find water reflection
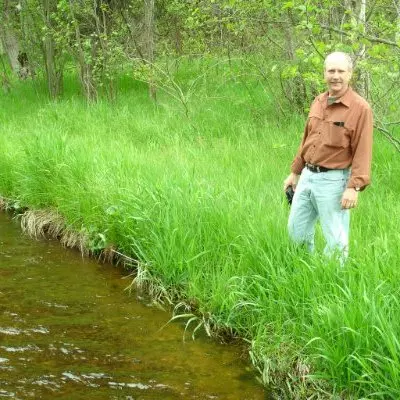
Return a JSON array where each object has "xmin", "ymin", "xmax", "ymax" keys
[{"xmin": 0, "ymin": 213, "xmax": 265, "ymax": 399}]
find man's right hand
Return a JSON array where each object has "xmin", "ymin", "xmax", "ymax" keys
[{"xmin": 283, "ymin": 173, "xmax": 300, "ymax": 192}]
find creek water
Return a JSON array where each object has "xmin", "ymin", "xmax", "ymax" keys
[{"xmin": 0, "ymin": 213, "xmax": 265, "ymax": 399}]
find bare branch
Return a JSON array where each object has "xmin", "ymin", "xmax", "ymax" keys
[
  {"xmin": 307, "ymin": 37, "xmax": 325, "ymax": 59},
  {"xmin": 320, "ymin": 24, "xmax": 400, "ymax": 48},
  {"xmin": 374, "ymin": 120, "xmax": 400, "ymax": 153}
]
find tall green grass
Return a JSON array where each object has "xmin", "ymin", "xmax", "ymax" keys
[{"xmin": 1, "ymin": 60, "xmax": 400, "ymax": 398}]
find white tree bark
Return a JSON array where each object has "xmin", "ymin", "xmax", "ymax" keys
[
  {"xmin": 358, "ymin": 0, "xmax": 366, "ymax": 59},
  {"xmin": 394, "ymin": 0, "xmax": 400, "ymax": 43},
  {"xmin": 356, "ymin": 0, "xmax": 369, "ymax": 98}
]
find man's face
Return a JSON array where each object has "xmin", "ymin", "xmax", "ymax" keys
[{"xmin": 324, "ymin": 57, "xmax": 352, "ymax": 96}]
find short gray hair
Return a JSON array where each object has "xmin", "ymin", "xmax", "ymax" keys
[{"xmin": 324, "ymin": 52, "xmax": 353, "ymax": 70}]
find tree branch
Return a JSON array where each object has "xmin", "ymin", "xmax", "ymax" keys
[
  {"xmin": 320, "ymin": 24, "xmax": 400, "ymax": 48},
  {"xmin": 308, "ymin": 36, "xmax": 324, "ymax": 59},
  {"xmin": 386, "ymin": 120, "xmax": 400, "ymax": 126},
  {"xmin": 375, "ymin": 120, "xmax": 400, "ymax": 153}
]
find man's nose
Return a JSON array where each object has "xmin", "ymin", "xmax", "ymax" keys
[{"xmin": 332, "ymin": 71, "xmax": 340, "ymax": 79}]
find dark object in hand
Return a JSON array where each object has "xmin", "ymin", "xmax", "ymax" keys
[{"xmin": 285, "ymin": 185, "xmax": 295, "ymax": 205}]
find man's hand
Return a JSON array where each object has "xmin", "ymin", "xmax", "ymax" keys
[
  {"xmin": 341, "ymin": 188, "xmax": 359, "ymax": 209},
  {"xmin": 283, "ymin": 173, "xmax": 300, "ymax": 192}
]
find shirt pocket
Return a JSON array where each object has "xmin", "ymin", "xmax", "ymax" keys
[
  {"xmin": 326, "ymin": 121, "xmax": 350, "ymax": 148},
  {"xmin": 308, "ymin": 115, "xmax": 322, "ymax": 134}
]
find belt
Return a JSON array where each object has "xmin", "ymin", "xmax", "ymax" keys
[{"xmin": 305, "ymin": 163, "xmax": 332, "ymax": 173}]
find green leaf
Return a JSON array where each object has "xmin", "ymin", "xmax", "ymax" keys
[{"xmin": 282, "ymin": 1, "xmax": 294, "ymax": 10}]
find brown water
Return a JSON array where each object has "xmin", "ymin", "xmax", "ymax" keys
[{"xmin": 0, "ymin": 213, "xmax": 265, "ymax": 399}]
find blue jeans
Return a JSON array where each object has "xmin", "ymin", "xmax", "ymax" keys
[{"xmin": 288, "ymin": 168, "xmax": 350, "ymax": 260}]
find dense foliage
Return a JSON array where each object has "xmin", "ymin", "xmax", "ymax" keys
[{"xmin": 1, "ymin": 0, "xmax": 399, "ymax": 145}]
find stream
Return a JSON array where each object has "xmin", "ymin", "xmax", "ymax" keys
[{"xmin": 0, "ymin": 212, "xmax": 266, "ymax": 399}]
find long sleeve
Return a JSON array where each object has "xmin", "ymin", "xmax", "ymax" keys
[
  {"xmin": 347, "ymin": 105, "xmax": 373, "ymax": 190},
  {"xmin": 291, "ymin": 119, "xmax": 309, "ymax": 175}
]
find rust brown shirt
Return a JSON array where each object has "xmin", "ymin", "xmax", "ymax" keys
[{"xmin": 291, "ymin": 87, "xmax": 373, "ymax": 189}]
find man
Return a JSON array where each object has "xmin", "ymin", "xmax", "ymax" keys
[{"xmin": 283, "ymin": 51, "xmax": 373, "ymax": 260}]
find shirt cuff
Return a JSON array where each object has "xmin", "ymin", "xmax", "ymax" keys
[{"xmin": 347, "ymin": 175, "xmax": 370, "ymax": 191}]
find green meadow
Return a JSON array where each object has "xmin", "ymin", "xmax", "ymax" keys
[{"xmin": 1, "ymin": 61, "xmax": 400, "ymax": 399}]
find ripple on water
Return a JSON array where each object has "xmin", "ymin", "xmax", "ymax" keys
[
  {"xmin": 31, "ymin": 378, "xmax": 61, "ymax": 391},
  {"xmin": 0, "ymin": 390, "xmax": 16, "ymax": 397},
  {"xmin": 1, "ymin": 345, "xmax": 41, "ymax": 353},
  {"xmin": 29, "ymin": 326, "xmax": 49, "ymax": 334},
  {"xmin": 39, "ymin": 301, "xmax": 69, "ymax": 309},
  {"xmin": 0, "ymin": 328, "xmax": 21, "ymax": 336},
  {"xmin": 108, "ymin": 382, "xmax": 150, "ymax": 389},
  {"xmin": 61, "ymin": 371, "xmax": 111, "ymax": 388},
  {"xmin": 0, "ymin": 326, "xmax": 49, "ymax": 336}
]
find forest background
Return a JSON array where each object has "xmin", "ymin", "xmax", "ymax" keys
[{"xmin": 1, "ymin": 0, "xmax": 400, "ymax": 398}]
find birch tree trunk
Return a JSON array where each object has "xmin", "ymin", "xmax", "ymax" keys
[
  {"xmin": 394, "ymin": 0, "xmax": 400, "ymax": 43},
  {"xmin": 355, "ymin": 0, "xmax": 369, "ymax": 99}
]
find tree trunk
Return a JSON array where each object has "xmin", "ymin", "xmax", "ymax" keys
[
  {"xmin": 143, "ymin": 0, "xmax": 156, "ymax": 100},
  {"xmin": 68, "ymin": 0, "xmax": 97, "ymax": 102},
  {"xmin": 41, "ymin": 0, "xmax": 63, "ymax": 99},
  {"xmin": 76, "ymin": 32, "xmax": 98, "ymax": 102},
  {"xmin": 355, "ymin": 0, "xmax": 369, "ymax": 99},
  {"xmin": 43, "ymin": 33, "xmax": 62, "ymax": 98},
  {"xmin": 174, "ymin": 16, "xmax": 183, "ymax": 56},
  {"xmin": 394, "ymin": 0, "xmax": 400, "ymax": 43},
  {"xmin": 0, "ymin": 1, "xmax": 21, "ymax": 76},
  {"xmin": 93, "ymin": 0, "xmax": 115, "ymax": 101},
  {"xmin": 1, "ymin": 52, "xmax": 11, "ymax": 92},
  {"xmin": 283, "ymin": 9, "xmax": 307, "ymax": 111}
]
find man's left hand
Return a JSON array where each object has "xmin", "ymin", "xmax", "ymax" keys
[{"xmin": 341, "ymin": 188, "xmax": 358, "ymax": 209}]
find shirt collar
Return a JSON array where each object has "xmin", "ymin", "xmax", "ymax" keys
[
  {"xmin": 320, "ymin": 86, "xmax": 353, "ymax": 108},
  {"xmin": 338, "ymin": 87, "xmax": 352, "ymax": 107}
]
